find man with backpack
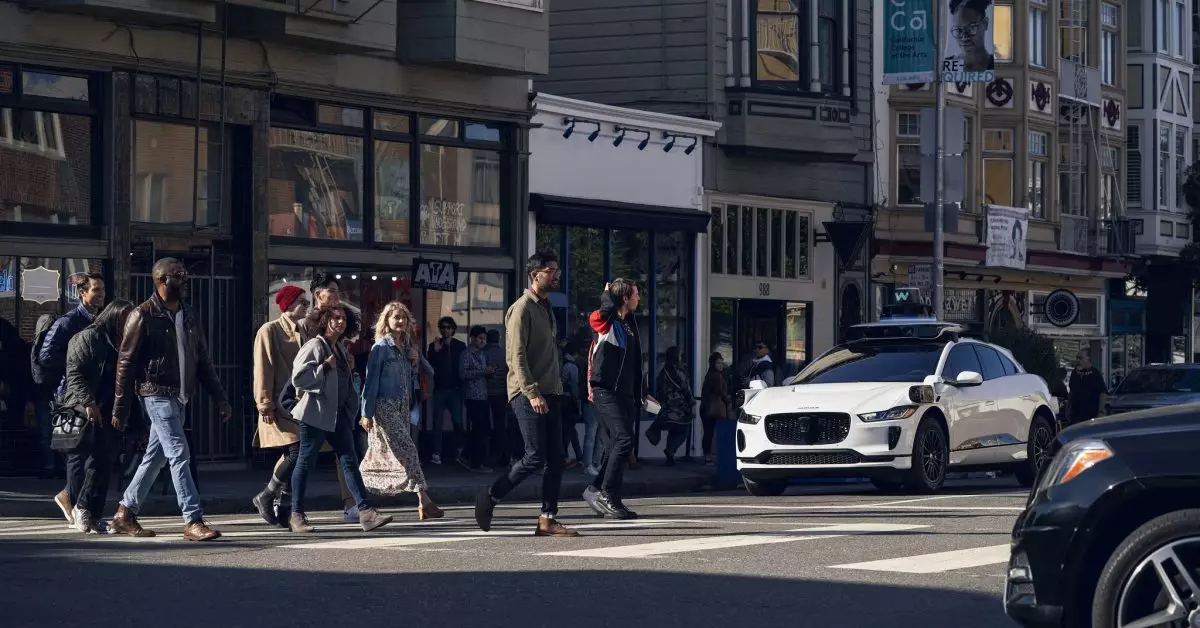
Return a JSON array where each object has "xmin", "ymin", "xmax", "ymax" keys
[{"xmin": 33, "ymin": 272, "xmax": 106, "ymax": 524}]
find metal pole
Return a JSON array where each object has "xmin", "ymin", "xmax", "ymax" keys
[{"xmin": 932, "ymin": 0, "xmax": 946, "ymax": 320}]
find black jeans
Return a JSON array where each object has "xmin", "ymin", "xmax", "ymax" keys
[
  {"xmin": 292, "ymin": 411, "xmax": 371, "ymax": 515},
  {"xmin": 701, "ymin": 415, "xmax": 717, "ymax": 456},
  {"xmin": 591, "ymin": 388, "xmax": 638, "ymax": 495},
  {"xmin": 464, "ymin": 399, "xmax": 492, "ymax": 468},
  {"xmin": 489, "ymin": 395, "xmax": 564, "ymax": 515},
  {"xmin": 76, "ymin": 428, "xmax": 115, "ymax": 517},
  {"xmin": 66, "ymin": 451, "xmax": 87, "ymax": 506},
  {"xmin": 487, "ymin": 394, "xmax": 519, "ymax": 461}
]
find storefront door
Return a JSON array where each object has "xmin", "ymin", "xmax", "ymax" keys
[{"xmin": 710, "ymin": 298, "xmax": 813, "ymax": 388}]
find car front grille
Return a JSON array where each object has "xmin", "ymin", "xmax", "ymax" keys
[
  {"xmin": 761, "ymin": 451, "xmax": 863, "ymax": 466},
  {"xmin": 764, "ymin": 413, "xmax": 851, "ymax": 446}
]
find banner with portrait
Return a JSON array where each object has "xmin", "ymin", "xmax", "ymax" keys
[
  {"xmin": 942, "ymin": 0, "xmax": 996, "ymax": 83},
  {"xmin": 984, "ymin": 205, "xmax": 1028, "ymax": 270}
]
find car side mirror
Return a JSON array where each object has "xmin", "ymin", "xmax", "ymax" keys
[
  {"xmin": 951, "ymin": 371, "xmax": 984, "ymax": 387},
  {"xmin": 748, "ymin": 380, "xmax": 768, "ymax": 390}
]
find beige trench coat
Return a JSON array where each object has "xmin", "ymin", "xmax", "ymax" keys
[{"xmin": 252, "ymin": 315, "xmax": 303, "ymax": 448}]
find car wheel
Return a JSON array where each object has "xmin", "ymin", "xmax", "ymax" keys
[
  {"xmin": 870, "ymin": 477, "xmax": 905, "ymax": 493},
  {"xmin": 1015, "ymin": 414, "xmax": 1055, "ymax": 488},
  {"xmin": 743, "ymin": 475, "xmax": 787, "ymax": 497},
  {"xmin": 1092, "ymin": 509, "xmax": 1200, "ymax": 628},
  {"xmin": 904, "ymin": 417, "xmax": 948, "ymax": 494}
]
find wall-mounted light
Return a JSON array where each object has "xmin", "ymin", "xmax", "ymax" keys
[
  {"xmin": 684, "ymin": 137, "xmax": 698, "ymax": 155},
  {"xmin": 663, "ymin": 131, "xmax": 677, "ymax": 153},
  {"xmin": 563, "ymin": 117, "xmax": 601, "ymax": 141},
  {"xmin": 613, "ymin": 126, "xmax": 627, "ymax": 147},
  {"xmin": 562, "ymin": 117, "xmax": 576, "ymax": 138},
  {"xmin": 634, "ymin": 129, "xmax": 650, "ymax": 150}
]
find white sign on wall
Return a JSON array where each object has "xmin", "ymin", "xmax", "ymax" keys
[
  {"xmin": 21, "ymin": 266, "xmax": 61, "ymax": 304},
  {"xmin": 985, "ymin": 205, "xmax": 1028, "ymax": 270},
  {"xmin": 906, "ymin": 263, "xmax": 933, "ymax": 296}
]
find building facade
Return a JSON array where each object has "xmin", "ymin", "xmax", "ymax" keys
[
  {"xmin": 0, "ymin": 0, "xmax": 547, "ymax": 471},
  {"xmin": 536, "ymin": 0, "xmax": 875, "ymax": 384},
  {"xmin": 528, "ymin": 92, "xmax": 719, "ymax": 457},
  {"xmin": 872, "ymin": 0, "xmax": 1134, "ymax": 382}
]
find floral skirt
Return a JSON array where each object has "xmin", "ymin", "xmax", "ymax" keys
[{"xmin": 360, "ymin": 397, "xmax": 427, "ymax": 496}]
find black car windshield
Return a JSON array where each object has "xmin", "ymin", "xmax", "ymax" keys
[
  {"xmin": 1115, "ymin": 368, "xmax": 1200, "ymax": 394},
  {"xmin": 793, "ymin": 342, "xmax": 945, "ymax": 384}
]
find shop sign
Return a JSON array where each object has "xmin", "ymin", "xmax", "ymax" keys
[
  {"xmin": 412, "ymin": 258, "xmax": 459, "ymax": 292},
  {"xmin": 1043, "ymin": 289, "xmax": 1080, "ymax": 328},
  {"xmin": 907, "ymin": 264, "xmax": 932, "ymax": 296},
  {"xmin": 943, "ymin": 288, "xmax": 979, "ymax": 322},
  {"xmin": 21, "ymin": 266, "xmax": 61, "ymax": 304}
]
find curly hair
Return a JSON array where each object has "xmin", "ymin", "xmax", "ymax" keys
[{"xmin": 306, "ymin": 304, "xmax": 348, "ymax": 339}]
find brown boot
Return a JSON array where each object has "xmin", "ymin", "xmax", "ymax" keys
[
  {"xmin": 289, "ymin": 512, "xmax": 315, "ymax": 533},
  {"xmin": 110, "ymin": 504, "xmax": 156, "ymax": 537},
  {"xmin": 535, "ymin": 515, "xmax": 580, "ymax": 537},
  {"xmin": 183, "ymin": 519, "xmax": 221, "ymax": 542},
  {"xmin": 359, "ymin": 508, "xmax": 393, "ymax": 532}
]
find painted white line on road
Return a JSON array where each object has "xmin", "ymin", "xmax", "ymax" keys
[
  {"xmin": 664, "ymin": 503, "xmax": 1025, "ymax": 513},
  {"xmin": 829, "ymin": 544, "xmax": 1011, "ymax": 573},
  {"xmin": 279, "ymin": 519, "xmax": 676, "ymax": 550},
  {"xmin": 538, "ymin": 522, "xmax": 928, "ymax": 559}
]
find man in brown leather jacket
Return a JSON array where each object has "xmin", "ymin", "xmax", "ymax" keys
[{"xmin": 109, "ymin": 257, "xmax": 231, "ymax": 541}]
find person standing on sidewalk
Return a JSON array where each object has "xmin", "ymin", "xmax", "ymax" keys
[
  {"xmin": 473, "ymin": 253, "xmax": 577, "ymax": 537},
  {"xmin": 460, "ymin": 325, "xmax": 495, "ymax": 472},
  {"xmin": 582, "ymin": 279, "xmax": 650, "ymax": 520},
  {"xmin": 37, "ymin": 273, "xmax": 105, "ymax": 519},
  {"xmin": 61, "ymin": 300, "xmax": 135, "ymax": 534},
  {"xmin": 249, "ymin": 284, "xmax": 309, "ymax": 527},
  {"xmin": 288, "ymin": 304, "xmax": 392, "ymax": 533},
  {"xmin": 427, "ymin": 316, "xmax": 466, "ymax": 467},
  {"xmin": 483, "ymin": 329, "xmax": 512, "ymax": 465},
  {"xmin": 110, "ymin": 258, "xmax": 231, "ymax": 541},
  {"xmin": 1067, "ymin": 350, "xmax": 1108, "ymax": 426},
  {"xmin": 360, "ymin": 301, "xmax": 443, "ymax": 519},
  {"xmin": 699, "ymin": 352, "xmax": 730, "ymax": 465}
]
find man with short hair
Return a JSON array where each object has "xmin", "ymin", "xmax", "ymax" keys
[
  {"xmin": 428, "ymin": 316, "xmax": 467, "ymax": 467},
  {"xmin": 110, "ymin": 258, "xmax": 231, "ymax": 541},
  {"xmin": 474, "ymin": 253, "xmax": 577, "ymax": 537},
  {"xmin": 37, "ymin": 273, "xmax": 105, "ymax": 523},
  {"xmin": 582, "ymin": 279, "xmax": 646, "ymax": 519},
  {"xmin": 1067, "ymin": 350, "xmax": 1108, "ymax": 425}
]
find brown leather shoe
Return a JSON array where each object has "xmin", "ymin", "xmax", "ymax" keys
[
  {"xmin": 535, "ymin": 515, "xmax": 580, "ymax": 537},
  {"xmin": 110, "ymin": 504, "xmax": 156, "ymax": 538},
  {"xmin": 359, "ymin": 508, "xmax": 393, "ymax": 532},
  {"xmin": 289, "ymin": 512, "xmax": 315, "ymax": 533},
  {"xmin": 183, "ymin": 519, "xmax": 221, "ymax": 542}
]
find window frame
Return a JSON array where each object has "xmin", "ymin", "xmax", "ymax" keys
[
  {"xmin": 1177, "ymin": 126, "xmax": 1188, "ymax": 210},
  {"xmin": 993, "ymin": 3, "xmax": 1015, "ymax": 63},
  {"xmin": 708, "ymin": 199, "xmax": 813, "ymax": 281},
  {"xmin": 1028, "ymin": 131, "xmax": 1049, "ymax": 219},
  {"xmin": 895, "ymin": 112, "xmax": 922, "ymax": 207},
  {"xmin": 1159, "ymin": 122, "xmax": 1172, "ymax": 209},
  {"xmin": 129, "ymin": 115, "xmax": 228, "ymax": 231},
  {"xmin": 1029, "ymin": 7, "xmax": 1047, "ymax": 67},
  {"xmin": 1127, "ymin": 125, "xmax": 1143, "ymax": 208},
  {"xmin": 0, "ymin": 63, "xmax": 104, "ymax": 239},
  {"xmin": 265, "ymin": 95, "xmax": 511, "ymax": 253},
  {"xmin": 982, "ymin": 128, "xmax": 1015, "ymax": 207},
  {"xmin": 748, "ymin": 0, "xmax": 851, "ymax": 99}
]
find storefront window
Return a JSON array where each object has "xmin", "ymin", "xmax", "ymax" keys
[
  {"xmin": 266, "ymin": 265, "xmax": 313, "ymax": 323},
  {"xmin": 374, "ymin": 140, "xmax": 411, "ymax": 244},
  {"xmin": 133, "ymin": 120, "xmax": 222, "ymax": 226},
  {"xmin": 419, "ymin": 145, "xmax": 501, "ymax": 247},
  {"xmin": 655, "ymin": 231, "xmax": 692, "ymax": 370},
  {"xmin": 535, "ymin": 223, "xmax": 563, "ymax": 260},
  {"xmin": 268, "ymin": 128, "xmax": 365, "ymax": 241},
  {"xmin": 568, "ymin": 226, "xmax": 604, "ymax": 333},
  {"xmin": 611, "ymin": 229, "xmax": 651, "ymax": 375},
  {"xmin": 0, "ymin": 108, "xmax": 93, "ymax": 225},
  {"xmin": 0, "ymin": 256, "xmax": 105, "ymax": 344},
  {"xmin": 785, "ymin": 302, "xmax": 810, "ymax": 375}
]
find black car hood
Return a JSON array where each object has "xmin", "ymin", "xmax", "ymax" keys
[{"xmin": 1060, "ymin": 403, "xmax": 1200, "ymax": 443}]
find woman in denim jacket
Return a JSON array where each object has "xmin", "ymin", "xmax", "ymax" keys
[{"xmin": 360, "ymin": 301, "xmax": 442, "ymax": 520}]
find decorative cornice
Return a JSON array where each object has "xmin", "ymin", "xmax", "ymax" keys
[{"xmin": 532, "ymin": 92, "xmax": 722, "ymax": 136}]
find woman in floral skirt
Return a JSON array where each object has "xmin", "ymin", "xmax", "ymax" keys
[{"xmin": 360, "ymin": 301, "xmax": 443, "ymax": 520}]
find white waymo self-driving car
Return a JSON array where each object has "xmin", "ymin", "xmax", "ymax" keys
[{"xmin": 734, "ymin": 318, "xmax": 1058, "ymax": 496}]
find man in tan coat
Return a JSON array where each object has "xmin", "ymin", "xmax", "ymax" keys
[{"xmin": 250, "ymin": 284, "xmax": 308, "ymax": 526}]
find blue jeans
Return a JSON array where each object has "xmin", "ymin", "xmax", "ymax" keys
[
  {"xmin": 581, "ymin": 401, "xmax": 602, "ymax": 468},
  {"xmin": 121, "ymin": 396, "xmax": 202, "ymax": 524},
  {"xmin": 292, "ymin": 411, "xmax": 371, "ymax": 515},
  {"xmin": 35, "ymin": 401, "xmax": 55, "ymax": 471},
  {"xmin": 430, "ymin": 388, "xmax": 464, "ymax": 457}
]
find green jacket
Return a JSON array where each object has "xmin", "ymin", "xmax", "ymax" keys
[{"xmin": 505, "ymin": 289, "xmax": 563, "ymax": 401}]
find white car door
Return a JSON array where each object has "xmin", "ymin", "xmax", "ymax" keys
[
  {"xmin": 970, "ymin": 344, "xmax": 1031, "ymax": 457},
  {"xmin": 940, "ymin": 343, "xmax": 997, "ymax": 454}
]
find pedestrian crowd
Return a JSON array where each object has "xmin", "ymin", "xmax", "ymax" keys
[{"xmin": 32, "ymin": 253, "xmax": 733, "ymax": 540}]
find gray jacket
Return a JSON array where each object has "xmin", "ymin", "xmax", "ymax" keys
[{"xmin": 291, "ymin": 336, "xmax": 359, "ymax": 432}]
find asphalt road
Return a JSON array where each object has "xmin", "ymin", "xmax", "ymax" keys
[{"xmin": 0, "ymin": 480, "xmax": 1025, "ymax": 628}]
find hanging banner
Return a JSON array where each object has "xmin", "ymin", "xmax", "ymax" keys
[
  {"xmin": 942, "ymin": 0, "xmax": 996, "ymax": 83},
  {"xmin": 883, "ymin": 0, "xmax": 936, "ymax": 85},
  {"xmin": 984, "ymin": 205, "xmax": 1028, "ymax": 270}
]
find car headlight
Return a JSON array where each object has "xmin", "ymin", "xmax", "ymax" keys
[
  {"xmin": 738, "ymin": 412, "xmax": 762, "ymax": 425},
  {"xmin": 858, "ymin": 405, "xmax": 919, "ymax": 422},
  {"xmin": 1036, "ymin": 439, "xmax": 1113, "ymax": 492}
]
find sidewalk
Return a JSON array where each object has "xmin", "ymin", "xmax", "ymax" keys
[{"xmin": 0, "ymin": 460, "xmax": 716, "ymax": 519}]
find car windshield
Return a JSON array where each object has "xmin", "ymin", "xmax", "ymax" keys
[
  {"xmin": 1115, "ymin": 368, "xmax": 1200, "ymax": 394},
  {"xmin": 792, "ymin": 342, "xmax": 945, "ymax": 384}
]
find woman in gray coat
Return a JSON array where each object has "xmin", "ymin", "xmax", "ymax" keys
[{"xmin": 289, "ymin": 304, "xmax": 392, "ymax": 533}]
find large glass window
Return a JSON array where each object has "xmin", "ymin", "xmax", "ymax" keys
[
  {"xmin": 655, "ymin": 231, "xmax": 693, "ymax": 369},
  {"xmin": 132, "ymin": 121, "xmax": 222, "ymax": 226},
  {"xmin": 709, "ymin": 202, "xmax": 810, "ymax": 279},
  {"xmin": 1177, "ymin": 127, "xmax": 1188, "ymax": 209},
  {"xmin": 374, "ymin": 140, "xmax": 411, "ymax": 244},
  {"xmin": 1160, "ymin": 123, "xmax": 1172, "ymax": 207},
  {"xmin": 567, "ymin": 226, "xmax": 604, "ymax": 333},
  {"xmin": 1029, "ymin": 8, "xmax": 1047, "ymax": 66},
  {"xmin": 268, "ymin": 128, "xmax": 365, "ymax": 240},
  {"xmin": 0, "ymin": 108, "xmax": 93, "ymax": 226},
  {"xmin": 896, "ymin": 112, "xmax": 921, "ymax": 206},
  {"xmin": 419, "ymin": 145, "xmax": 500, "ymax": 247},
  {"xmin": 1028, "ymin": 131, "xmax": 1048, "ymax": 218},
  {"xmin": 983, "ymin": 129, "xmax": 1014, "ymax": 207},
  {"xmin": 754, "ymin": 0, "xmax": 844, "ymax": 94},
  {"xmin": 993, "ymin": 4, "xmax": 1014, "ymax": 62}
]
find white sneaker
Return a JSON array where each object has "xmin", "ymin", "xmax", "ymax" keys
[
  {"xmin": 71, "ymin": 506, "xmax": 91, "ymax": 534},
  {"xmin": 430, "ymin": 454, "xmax": 443, "ymax": 465}
]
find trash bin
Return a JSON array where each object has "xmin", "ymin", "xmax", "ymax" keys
[{"xmin": 713, "ymin": 418, "xmax": 741, "ymax": 490}]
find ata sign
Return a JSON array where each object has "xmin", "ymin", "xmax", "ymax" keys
[{"xmin": 412, "ymin": 258, "xmax": 459, "ymax": 292}]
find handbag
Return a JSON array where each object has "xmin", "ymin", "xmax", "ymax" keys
[{"xmin": 50, "ymin": 403, "xmax": 93, "ymax": 452}]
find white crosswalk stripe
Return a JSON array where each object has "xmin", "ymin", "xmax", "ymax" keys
[
  {"xmin": 279, "ymin": 519, "xmax": 676, "ymax": 549},
  {"xmin": 828, "ymin": 544, "xmax": 1012, "ymax": 573}
]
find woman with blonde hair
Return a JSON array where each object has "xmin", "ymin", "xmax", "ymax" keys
[{"xmin": 360, "ymin": 301, "xmax": 443, "ymax": 519}]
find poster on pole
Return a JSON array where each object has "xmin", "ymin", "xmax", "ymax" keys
[
  {"xmin": 941, "ymin": 0, "xmax": 996, "ymax": 83},
  {"xmin": 883, "ymin": 0, "xmax": 936, "ymax": 85},
  {"xmin": 984, "ymin": 205, "xmax": 1028, "ymax": 270}
]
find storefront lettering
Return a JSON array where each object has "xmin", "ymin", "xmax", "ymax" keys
[
  {"xmin": 943, "ymin": 288, "xmax": 979, "ymax": 322},
  {"xmin": 413, "ymin": 258, "xmax": 459, "ymax": 292},
  {"xmin": 420, "ymin": 197, "xmax": 468, "ymax": 245}
]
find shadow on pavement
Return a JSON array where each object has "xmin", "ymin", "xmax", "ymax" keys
[{"xmin": 0, "ymin": 541, "xmax": 1014, "ymax": 628}]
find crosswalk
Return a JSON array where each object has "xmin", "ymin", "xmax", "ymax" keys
[{"xmin": 0, "ymin": 508, "xmax": 1016, "ymax": 576}]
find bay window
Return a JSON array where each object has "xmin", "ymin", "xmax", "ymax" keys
[{"xmin": 753, "ymin": 0, "xmax": 845, "ymax": 94}]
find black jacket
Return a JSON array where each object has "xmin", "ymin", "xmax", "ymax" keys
[
  {"xmin": 428, "ymin": 337, "xmax": 466, "ymax": 390},
  {"xmin": 114, "ymin": 293, "xmax": 227, "ymax": 423},
  {"xmin": 62, "ymin": 326, "xmax": 119, "ymax": 421},
  {"xmin": 586, "ymin": 290, "xmax": 643, "ymax": 401}
]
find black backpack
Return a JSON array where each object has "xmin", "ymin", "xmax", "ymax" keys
[{"xmin": 29, "ymin": 314, "xmax": 57, "ymax": 387}]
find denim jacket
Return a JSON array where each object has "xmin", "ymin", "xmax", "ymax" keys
[{"xmin": 361, "ymin": 335, "xmax": 434, "ymax": 419}]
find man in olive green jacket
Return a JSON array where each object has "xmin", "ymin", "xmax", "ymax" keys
[{"xmin": 474, "ymin": 253, "xmax": 577, "ymax": 538}]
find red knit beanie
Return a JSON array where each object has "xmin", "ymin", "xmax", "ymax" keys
[{"xmin": 275, "ymin": 285, "xmax": 305, "ymax": 313}]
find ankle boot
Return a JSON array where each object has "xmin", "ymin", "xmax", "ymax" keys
[
  {"xmin": 252, "ymin": 489, "xmax": 278, "ymax": 526},
  {"xmin": 110, "ymin": 504, "xmax": 155, "ymax": 538},
  {"xmin": 359, "ymin": 508, "xmax": 393, "ymax": 532},
  {"xmin": 289, "ymin": 512, "xmax": 315, "ymax": 533}
]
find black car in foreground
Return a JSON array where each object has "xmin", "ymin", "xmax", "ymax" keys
[{"xmin": 1005, "ymin": 404, "xmax": 1200, "ymax": 627}]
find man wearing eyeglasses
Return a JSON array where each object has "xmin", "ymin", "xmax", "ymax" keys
[
  {"xmin": 744, "ymin": 342, "xmax": 777, "ymax": 388},
  {"xmin": 111, "ymin": 257, "xmax": 231, "ymax": 541}
]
